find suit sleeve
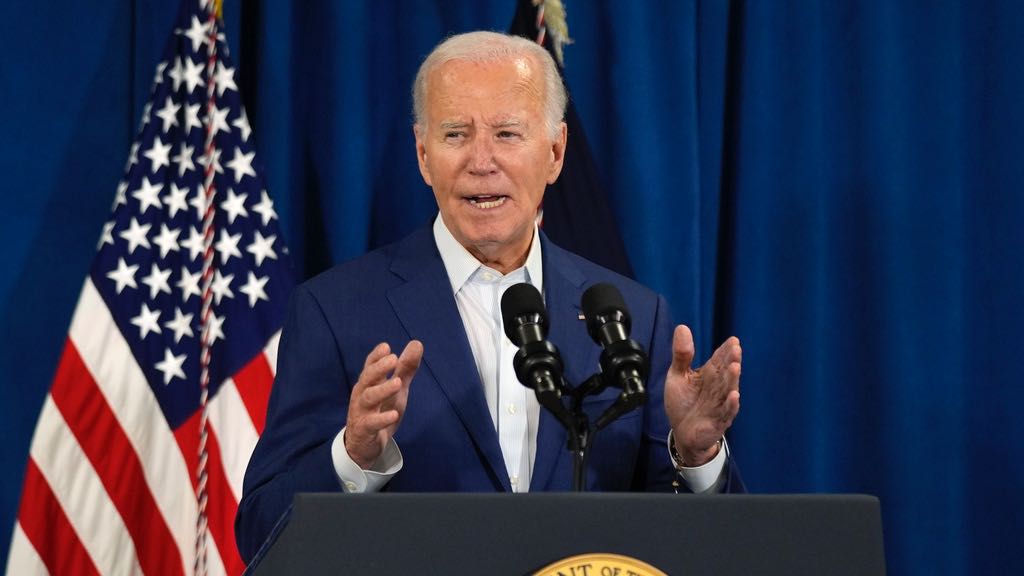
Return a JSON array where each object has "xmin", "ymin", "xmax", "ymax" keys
[
  {"xmin": 235, "ymin": 284, "xmax": 354, "ymax": 562},
  {"xmin": 634, "ymin": 294, "xmax": 746, "ymax": 493}
]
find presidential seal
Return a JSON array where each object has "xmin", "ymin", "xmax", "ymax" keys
[{"xmin": 534, "ymin": 552, "xmax": 668, "ymax": 576}]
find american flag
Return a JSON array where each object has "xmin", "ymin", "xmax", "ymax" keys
[{"xmin": 6, "ymin": 0, "xmax": 293, "ymax": 574}]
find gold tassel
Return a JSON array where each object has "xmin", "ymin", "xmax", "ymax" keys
[{"xmin": 534, "ymin": 0, "xmax": 574, "ymax": 66}]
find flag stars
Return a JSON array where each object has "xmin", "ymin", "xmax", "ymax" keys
[
  {"xmin": 189, "ymin": 187, "xmax": 211, "ymax": 221},
  {"xmin": 207, "ymin": 104, "xmax": 231, "ymax": 137},
  {"xmin": 252, "ymin": 190, "xmax": 278, "ymax": 226},
  {"xmin": 130, "ymin": 302, "xmax": 162, "ymax": 340},
  {"xmin": 98, "ymin": 221, "xmax": 115, "ymax": 249},
  {"xmin": 211, "ymin": 270, "xmax": 235, "ymax": 305},
  {"xmin": 132, "ymin": 177, "xmax": 164, "ymax": 213},
  {"xmin": 164, "ymin": 307, "xmax": 195, "ymax": 344},
  {"xmin": 140, "ymin": 102, "xmax": 153, "ymax": 128},
  {"xmin": 226, "ymin": 147, "xmax": 256, "ymax": 183},
  {"xmin": 164, "ymin": 183, "xmax": 190, "ymax": 218},
  {"xmin": 177, "ymin": 265, "xmax": 202, "ymax": 301},
  {"xmin": 152, "ymin": 225, "xmax": 181, "ymax": 259},
  {"xmin": 203, "ymin": 311, "xmax": 226, "ymax": 345},
  {"xmin": 172, "ymin": 143, "xmax": 195, "ymax": 178},
  {"xmin": 197, "ymin": 147, "xmax": 223, "ymax": 176},
  {"xmin": 168, "ymin": 57, "xmax": 185, "ymax": 92},
  {"xmin": 126, "ymin": 142, "xmax": 140, "ymax": 170},
  {"xmin": 239, "ymin": 272, "xmax": 270, "ymax": 308},
  {"xmin": 119, "ymin": 218, "xmax": 152, "ymax": 254},
  {"xmin": 107, "ymin": 258, "xmax": 139, "ymax": 294},
  {"xmin": 215, "ymin": 61, "xmax": 238, "ymax": 97},
  {"xmin": 155, "ymin": 96, "xmax": 180, "ymax": 133},
  {"xmin": 232, "ymin": 109, "xmax": 252, "ymax": 142},
  {"xmin": 154, "ymin": 348, "xmax": 187, "ymax": 385},
  {"xmin": 180, "ymin": 226, "xmax": 206, "ymax": 261},
  {"xmin": 215, "ymin": 229, "xmax": 242, "ymax": 264},
  {"xmin": 183, "ymin": 102, "xmax": 202, "ymax": 135},
  {"xmin": 247, "ymin": 231, "xmax": 277, "ymax": 266},
  {"xmin": 220, "ymin": 189, "xmax": 249, "ymax": 224},
  {"xmin": 154, "ymin": 60, "xmax": 168, "ymax": 84},
  {"xmin": 181, "ymin": 15, "xmax": 209, "ymax": 54},
  {"xmin": 113, "ymin": 181, "xmax": 128, "ymax": 209},
  {"xmin": 141, "ymin": 262, "xmax": 173, "ymax": 300},
  {"xmin": 144, "ymin": 137, "xmax": 173, "ymax": 173},
  {"xmin": 183, "ymin": 56, "xmax": 205, "ymax": 93}
]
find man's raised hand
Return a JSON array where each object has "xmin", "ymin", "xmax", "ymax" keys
[{"xmin": 343, "ymin": 340, "xmax": 423, "ymax": 469}]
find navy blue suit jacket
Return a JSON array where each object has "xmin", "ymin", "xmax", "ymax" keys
[{"xmin": 236, "ymin": 225, "xmax": 744, "ymax": 561}]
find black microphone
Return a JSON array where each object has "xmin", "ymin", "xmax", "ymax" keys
[
  {"xmin": 580, "ymin": 283, "xmax": 649, "ymax": 429},
  {"xmin": 501, "ymin": 283, "xmax": 570, "ymax": 422}
]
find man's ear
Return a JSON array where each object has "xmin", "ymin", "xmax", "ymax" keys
[
  {"xmin": 413, "ymin": 124, "xmax": 432, "ymax": 186},
  {"xmin": 546, "ymin": 121, "xmax": 568, "ymax": 184}
]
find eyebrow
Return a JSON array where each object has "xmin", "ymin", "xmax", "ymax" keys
[{"xmin": 439, "ymin": 121, "xmax": 471, "ymax": 130}]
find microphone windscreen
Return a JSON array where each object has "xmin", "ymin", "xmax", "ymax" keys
[
  {"xmin": 581, "ymin": 283, "xmax": 629, "ymax": 319},
  {"xmin": 501, "ymin": 282, "xmax": 546, "ymax": 342}
]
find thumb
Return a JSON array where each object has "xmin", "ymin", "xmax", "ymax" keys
[{"xmin": 670, "ymin": 325, "xmax": 696, "ymax": 376}]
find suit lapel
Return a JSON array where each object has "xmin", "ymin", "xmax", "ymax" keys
[
  {"xmin": 386, "ymin": 227, "xmax": 511, "ymax": 491},
  {"xmin": 530, "ymin": 234, "xmax": 596, "ymax": 491}
]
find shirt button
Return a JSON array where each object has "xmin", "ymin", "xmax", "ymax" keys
[
  {"xmin": 511, "ymin": 475, "xmax": 519, "ymax": 486},
  {"xmin": 344, "ymin": 481, "xmax": 357, "ymax": 492},
  {"xmin": 507, "ymin": 403, "xmax": 517, "ymax": 415}
]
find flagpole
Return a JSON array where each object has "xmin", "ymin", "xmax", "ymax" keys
[{"xmin": 196, "ymin": 0, "xmax": 222, "ymax": 574}]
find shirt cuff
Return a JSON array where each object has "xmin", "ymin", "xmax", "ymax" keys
[
  {"xmin": 667, "ymin": 432, "xmax": 729, "ymax": 494},
  {"xmin": 331, "ymin": 426, "xmax": 403, "ymax": 493}
]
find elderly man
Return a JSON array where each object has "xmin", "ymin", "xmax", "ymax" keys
[{"xmin": 236, "ymin": 31, "xmax": 744, "ymax": 562}]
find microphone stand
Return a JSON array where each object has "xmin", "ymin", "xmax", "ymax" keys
[{"xmin": 551, "ymin": 373, "xmax": 644, "ymax": 492}]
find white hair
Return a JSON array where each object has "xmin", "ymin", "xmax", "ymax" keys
[{"xmin": 412, "ymin": 31, "xmax": 567, "ymax": 139}]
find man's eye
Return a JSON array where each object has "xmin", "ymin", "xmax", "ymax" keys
[
  {"xmin": 498, "ymin": 131, "xmax": 520, "ymax": 139},
  {"xmin": 445, "ymin": 132, "xmax": 465, "ymax": 140}
]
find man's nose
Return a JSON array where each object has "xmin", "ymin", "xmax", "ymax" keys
[{"xmin": 467, "ymin": 137, "xmax": 498, "ymax": 175}]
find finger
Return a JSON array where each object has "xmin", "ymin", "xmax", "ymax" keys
[
  {"xmin": 716, "ymin": 390, "xmax": 741, "ymax": 429},
  {"xmin": 721, "ymin": 360, "xmax": 741, "ymax": 392},
  {"xmin": 394, "ymin": 340, "xmax": 424, "ymax": 384},
  {"xmin": 669, "ymin": 325, "xmax": 695, "ymax": 376},
  {"xmin": 360, "ymin": 410, "xmax": 400, "ymax": 431},
  {"xmin": 362, "ymin": 342, "xmax": 391, "ymax": 371},
  {"xmin": 357, "ymin": 353, "xmax": 399, "ymax": 390},
  {"xmin": 359, "ymin": 377, "xmax": 403, "ymax": 408},
  {"xmin": 708, "ymin": 336, "xmax": 740, "ymax": 373}
]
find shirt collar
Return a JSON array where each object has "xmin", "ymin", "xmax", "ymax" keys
[{"xmin": 432, "ymin": 214, "xmax": 544, "ymax": 294}]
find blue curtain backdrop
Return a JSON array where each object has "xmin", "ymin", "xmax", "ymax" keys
[{"xmin": 2, "ymin": 1, "xmax": 1022, "ymax": 574}]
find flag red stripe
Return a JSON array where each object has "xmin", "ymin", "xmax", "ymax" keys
[
  {"xmin": 50, "ymin": 341, "xmax": 185, "ymax": 576},
  {"xmin": 17, "ymin": 458, "xmax": 101, "ymax": 576},
  {"xmin": 175, "ymin": 411, "xmax": 246, "ymax": 575},
  {"xmin": 231, "ymin": 352, "xmax": 274, "ymax": 434}
]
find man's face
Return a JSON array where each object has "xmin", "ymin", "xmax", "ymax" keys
[{"xmin": 415, "ymin": 55, "xmax": 567, "ymax": 271}]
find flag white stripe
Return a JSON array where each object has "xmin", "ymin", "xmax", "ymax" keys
[
  {"xmin": 204, "ymin": 523, "xmax": 228, "ymax": 576},
  {"xmin": 263, "ymin": 331, "xmax": 281, "ymax": 375},
  {"xmin": 6, "ymin": 521, "xmax": 51, "ymax": 576},
  {"xmin": 68, "ymin": 278, "xmax": 196, "ymax": 573},
  {"xmin": 208, "ymin": 377, "xmax": 259, "ymax": 501},
  {"xmin": 29, "ymin": 396, "xmax": 142, "ymax": 576}
]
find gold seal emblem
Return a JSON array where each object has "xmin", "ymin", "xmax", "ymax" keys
[{"xmin": 534, "ymin": 552, "xmax": 668, "ymax": 576}]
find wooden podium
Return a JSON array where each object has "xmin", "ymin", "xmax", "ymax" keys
[{"xmin": 245, "ymin": 493, "xmax": 885, "ymax": 575}]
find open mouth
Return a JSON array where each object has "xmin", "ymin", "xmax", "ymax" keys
[{"xmin": 466, "ymin": 195, "xmax": 508, "ymax": 209}]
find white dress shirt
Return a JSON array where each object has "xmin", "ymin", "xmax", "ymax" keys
[{"xmin": 331, "ymin": 216, "xmax": 727, "ymax": 493}]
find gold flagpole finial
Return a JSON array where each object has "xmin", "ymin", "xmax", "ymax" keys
[{"xmin": 214, "ymin": 0, "xmax": 223, "ymax": 19}]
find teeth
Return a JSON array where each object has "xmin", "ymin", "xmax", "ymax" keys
[{"xmin": 469, "ymin": 196, "xmax": 506, "ymax": 209}]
